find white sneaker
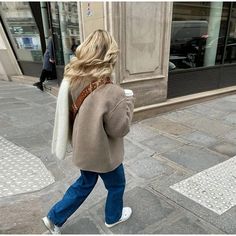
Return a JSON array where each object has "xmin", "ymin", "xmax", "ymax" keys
[
  {"xmin": 105, "ymin": 207, "xmax": 132, "ymax": 228},
  {"xmin": 42, "ymin": 216, "xmax": 61, "ymax": 234}
]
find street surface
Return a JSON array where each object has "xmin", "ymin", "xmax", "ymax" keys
[{"xmin": 0, "ymin": 79, "xmax": 236, "ymax": 234}]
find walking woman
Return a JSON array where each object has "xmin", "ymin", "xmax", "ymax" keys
[{"xmin": 42, "ymin": 30, "xmax": 135, "ymax": 234}]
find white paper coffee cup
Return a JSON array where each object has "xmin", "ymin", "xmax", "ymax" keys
[{"xmin": 124, "ymin": 89, "xmax": 134, "ymax": 97}]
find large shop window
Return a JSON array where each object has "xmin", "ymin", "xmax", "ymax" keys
[
  {"xmin": 49, "ymin": 2, "xmax": 81, "ymax": 66},
  {"xmin": 170, "ymin": 2, "xmax": 231, "ymax": 70},
  {"xmin": 224, "ymin": 3, "xmax": 236, "ymax": 64},
  {"xmin": 0, "ymin": 2, "xmax": 43, "ymax": 62}
]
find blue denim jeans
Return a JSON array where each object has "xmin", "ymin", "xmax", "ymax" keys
[{"xmin": 47, "ymin": 163, "xmax": 125, "ymax": 227}]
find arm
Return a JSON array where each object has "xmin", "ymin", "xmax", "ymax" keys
[
  {"xmin": 48, "ymin": 38, "xmax": 55, "ymax": 62},
  {"xmin": 104, "ymin": 96, "xmax": 135, "ymax": 138}
]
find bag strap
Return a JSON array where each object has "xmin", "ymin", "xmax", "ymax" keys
[{"xmin": 71, "ymin": 77, "xmax": 112, "ymax": 120}]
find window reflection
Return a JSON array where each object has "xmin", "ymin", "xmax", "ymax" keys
[
  {"xmin": 170, "ymin": 2, "xmax": 230, "ymax": 70},
  {"xmin": 0, "ymin": 2, "xmax": 43, "ymax": 62},
  {"xmin": 50, "ymin": 2, "xmax": 81, "ymax": 66},
  {"xmin": 224, "ymin": 3, "xmax": 236, "ymax": 63}
]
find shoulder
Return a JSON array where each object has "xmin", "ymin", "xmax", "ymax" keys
[{"xmin": 103, "ymin": 83, "xmax": 125, "ymax": 98}]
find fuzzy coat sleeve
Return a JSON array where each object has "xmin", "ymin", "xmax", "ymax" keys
[
  {"xmin": 51, "ymin": 78, "xmax": 70, "ymax": 160},
  {"xmin": 104, "ymin": 96, "xmax": 135, "ymax": 138}
]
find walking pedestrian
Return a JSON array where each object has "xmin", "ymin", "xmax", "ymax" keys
[
  {"xmin": 33, "ymin": 32, "xmax": 55, "ymax": 91},
  {"xmin": 42, "ymin": 29, "xmax": 135, "ymax": 234}
]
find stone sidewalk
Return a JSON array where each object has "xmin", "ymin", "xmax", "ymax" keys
[{"xmin": 0, "ymin": 79, "xmax": 236, "ymax": 234}]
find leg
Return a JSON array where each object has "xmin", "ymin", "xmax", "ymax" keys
[
  {"xmin": 40, "ymin": 69, "xmax": 48, "ymax": 83},
  {"xmin": 100, "ymin": 164, "xmax": 126, "ymax": 224},
  {"xmin": 47, "ymin": 170, "xmax": 98, "ymax": 227}
]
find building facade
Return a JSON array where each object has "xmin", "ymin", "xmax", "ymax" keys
[{"xmin": 0, "ymin": 2, "xmax": 236, "ymax": 120}]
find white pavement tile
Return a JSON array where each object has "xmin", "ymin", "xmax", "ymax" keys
[
  {"xmin": 171, "ymin": 155, "xmax": 236, "ymax": 215},
  {"xmin": 0, "ymin": 136, "xmax": 55, "ymax": 198}
]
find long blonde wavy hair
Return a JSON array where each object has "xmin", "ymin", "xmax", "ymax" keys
[{"xmin": 64, "ymin": 29, "xmax": 119, "ymax": 84}]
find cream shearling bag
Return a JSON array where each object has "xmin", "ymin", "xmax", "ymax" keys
[{"xmin": 51, "ymin": 78, "xmax": 70, "ymax": 160}]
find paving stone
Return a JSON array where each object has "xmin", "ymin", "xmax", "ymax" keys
[
  {"xmin": 159, "ymin": 109, "xmax": 199, "ymax": 123},
  {"xmin": 2, "ymin": 107, "xmax": 54, "ymax": 127},
  {"xmin": 7, "ymin": 134, "xmax": 49, "ymax": 149},
  {"xmin": 0, "ymin": 102, "xmax": 30, "ymax": 111},
  {"xmin": 222, "ymin": 94, "xmax": 236, "ymax": 103},
  {"xmin": 154, "ymin": 215, "xmax": 220, "ymax": 234},
  {"xmin": 95, "ymin": 187, "xmax": 176, "ymax": 234},
  {"xmin": 126, "ymin": 155, "xmax": 174, "ymax": 179},
  {"xmin": 149, "ymin": 169, "xmax": 236, "ymax": 234},
  {"xmin": 180, "ymin": 131, "xmax": 219, "ymax": 147},
  {"xmin": 183, "ymin": 117, "xmax": 232, "ymax": 137},
  {"xmin": 126, "ymin": 123, "xmax": 159, "ymax": 142},
  {"xmin": 209, "ymin": 142, "xmax": 236, "ymax": 157},
  {"xmin": 163, "ymin": 145, "xmax": 227, "ymax": 172},
  {"xmin": 0, "ymin": 98, "xmax": 22, "ymax": 104},
  {"xmin": 141, "ymin": 133, "xmax": 185, "ymax": 154},
  {"xmin": 222, "ymin": 129, "xmax": 236, "ymax": 142},
  {"xmin": 124, "ymin": 138, "xmax": 144, "ymax": 161},
  {"xmin": 204, "ymin": 100, "xmax": 236, "ymax": 113},
  {"xmin": 222, "ymin": 113, "xmax": 236, "ymax": 126},
  {"xmin": 62, "ymin": 216, "xmax": 102, "ymax": 234},
  {"xmin": 142, "ymin": 117, "xmax": 193, "ymax": 136},
  {"xmin": 186, "ymin": 104, "xmax": 228, "ymax": 119},
  {"xmin": 0, "ymin": 187, "xmax": 63, "ymax": 234}
]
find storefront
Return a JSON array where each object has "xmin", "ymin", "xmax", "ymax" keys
[
  {"xmin": 1, "ymin": 2, "xmax": 236, "ymax": 114},
  {"xmin": 0, "ymin": 2, "xmax": 81, "ymax": 82},
  {"xmin": 168, "ymin": 2, "xmax": 236, "ymax": 98}
]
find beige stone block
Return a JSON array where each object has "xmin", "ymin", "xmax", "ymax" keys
[{"xmin": 142, "ymin": 117, "xmax": 193, "ymax": 136}]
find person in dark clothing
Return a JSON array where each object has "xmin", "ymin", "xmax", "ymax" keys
[
  {"xmin": 33, "ymin": 36, "xmax": 55, "ymax": 91},
  {"xmin": 70, "ymin": 38, "xmax": 79, "ymax": 55}
]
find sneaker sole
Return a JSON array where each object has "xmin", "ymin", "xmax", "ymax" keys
[{"xmin": 105, "ymin": 209, "xmax": 132, "ymax": 228}]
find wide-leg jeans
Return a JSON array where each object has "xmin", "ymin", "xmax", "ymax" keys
[{"xmin": 47, "ymin": 163, "xmax": 125, "ymax": 227}]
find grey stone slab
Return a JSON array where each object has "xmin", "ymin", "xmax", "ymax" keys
[
  {"xmin": 0, "ymin": 98, "xmax": 22, "ymax": 104},
  {"xmin": 209, "ymin": 141, "xmax": 236, "ymax": 157},
  {"xmin": 149, "ymin": 170, "xmax": 236, "ymax": 234},
  {"xmin": 0, "ymin": 187, "xmax": 64, "ymax": 234},
  {"xmin": 0, "ymin": 102, "xmax": 30, "ymax": 111},
  {"xmin": 126, "ymin": 123, "xmax": 159, "ymax": 142},
  {"xmin": 2, "ymin": 107, "xmax": 55, "ymax": 127},
  {"xmin": 6, "ymin": 133, "xmax": 49, "ymax": 150},
  {"xmin": 31, "ymin": 96, "xmax": 56, "ymax": 105},
  {"xmin": 222, "ymin": 129, "xmax": 236, "ymax": 142},
  {"xmin": 142, "ymin": 117, "xmax": 193, "ymax": 136},
  {"xmin": 0, "ymin": 122, "xmax": 53, "ymax": 142},
  {"xmin": 159, "ymin": 109, "xmax": 199, "ymax": 123},
  {"xmin": 154, "ymin": 215, "xmax": 221, "ymax": 234},
  {"xmin": 204, "ymin": 100, "xmax": 236, "ymax": 113},
  {"xmin": 222, "ymin": 94, "xmax": 236, "ymax": 103},
  {"xmin": 180, "ymin": 131, "xmax": 219, "ymax": 147},
  {"xmin": 124, "ymin": 139, "xmax": 145, "ymax": 161},
  {"xmin": 183, "ymin": 117, "xmax": 232, "ymax": 137},
  {"xmin": 62, "ymin": 215, "xmax": 103, "ymax": 234},
  {"xmin": 163, "ymin": 145, "xmax": 227, "ymax": 172},
  {"xmin": 222, "ymin": 113, "xmax": 236, "ymax": 126},
  {"xmin": 186, "ymin": 104, "xmax": 229, "ymax": 120},
  {"xmin": 141, "ymin": 133, "xmax": 185, "ymax": 154},
  {"xmin": 126, "ymin": 155, "xmax": 175, "ymax": 179},
  {"xmin": 94, "ymin": 187, "xmax": 176, "ymax": 234}
]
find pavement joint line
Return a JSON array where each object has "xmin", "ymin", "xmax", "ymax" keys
[
  {"xmin": 137, "ymin": 210, "xmax": 186, "ymax": 234},
  {"xmin": 152, "ymin": 154, "xmax": 193, "ymax": 175},
  {"xmin": 145, "ymin": 185, "xmax": 227, "ymax": 234}
]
